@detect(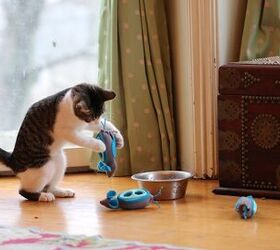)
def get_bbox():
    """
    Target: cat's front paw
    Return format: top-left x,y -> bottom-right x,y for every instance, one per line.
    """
94,140 -> 106,152
51,188 -> 75,198
39,192 -> 55,202
114,131 -> 124,149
